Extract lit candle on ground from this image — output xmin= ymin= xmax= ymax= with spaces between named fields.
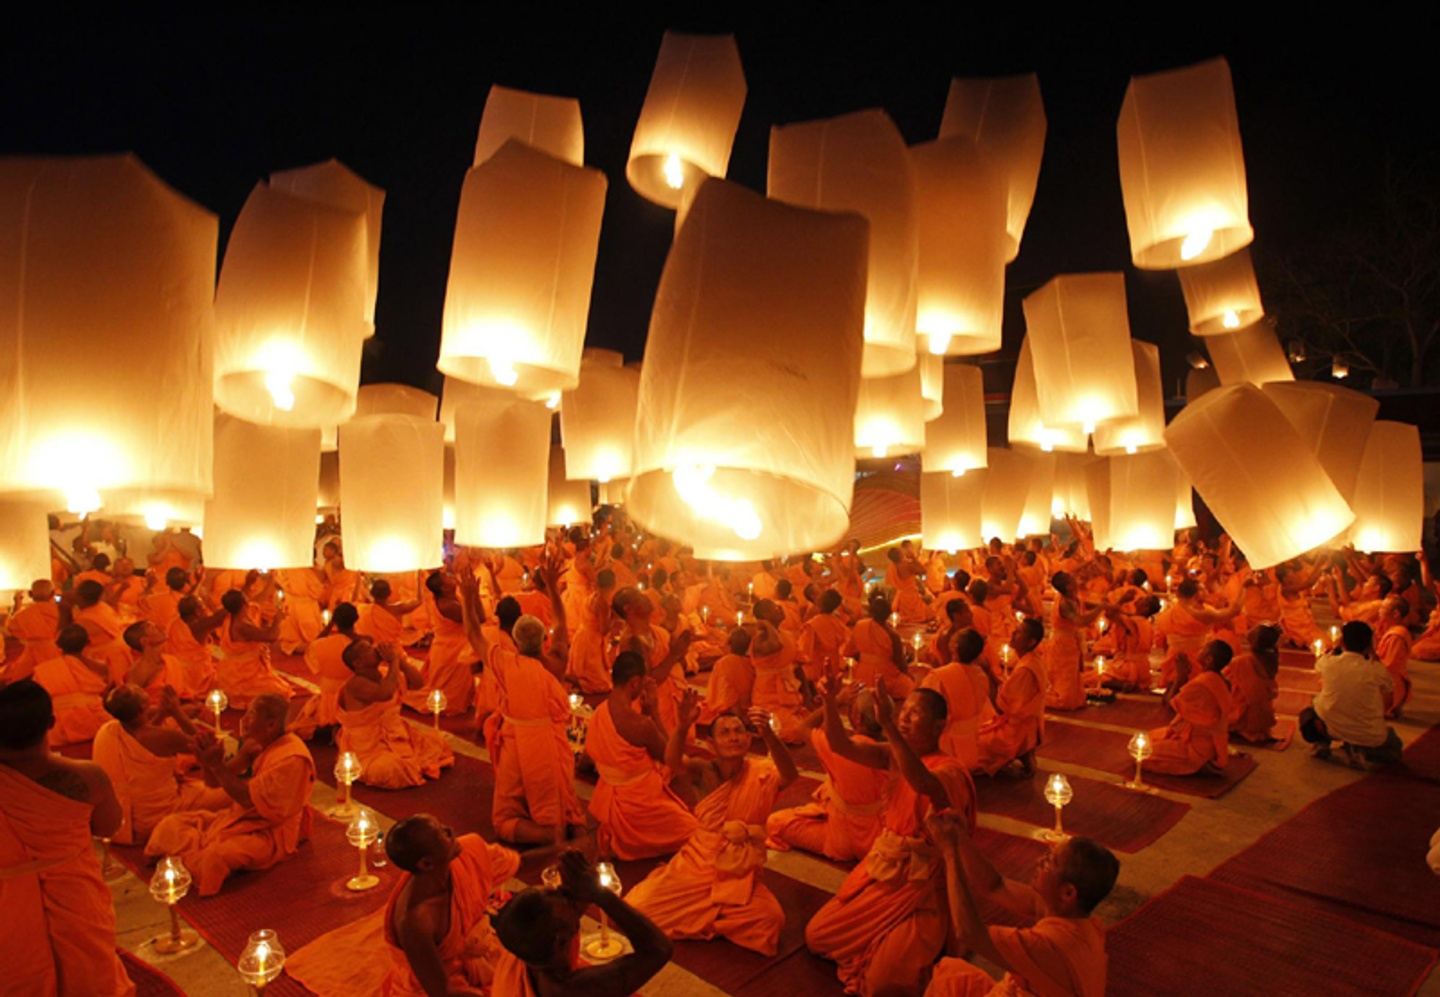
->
xmin=329 ymin=751 xmax=362 ymax=820
xmin=1127 ymin=731 xmax=1153 ymax=791
xmin=205 ymin=688 xmax=227 ymax=735
xmin=345 ymin=808 xmax=381 ymax=891
xmin=238 ymin=929 xmax=285 ymax=992
xmin=1040 ymin=773 xmax=1073 ymax=841
xmin=426 ymin=688 xmax=447 ymax=730
xmin=148 ymin=856 xmax=198 ymax=953
xmin=583 ymin=862 xmax=626 ymax=960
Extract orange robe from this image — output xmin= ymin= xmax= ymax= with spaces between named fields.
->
xmin=357 ymin=602 xmax=406 ymax=645
xmin=626 ymin=758 xmax=785 ymax=955
xmin=798 ymin=613 xmax=849 ymax=682
xmin=977 ymin=652 xmax=1048 ymax=776
xmin=922 ymin=663 xmax=994 ymax=768
xmin=1159 ymin=602 xmax=1210 ymax=687
xmin=163 ymin=617 xmax=218 ymax=699
xmin=291 ymin=632 xmax=356 ymax=736
xmin=766 ymin=728 xmax=892 ymax=862
xmin=926 ymin=896 xmax=1107 ymax=997
xmin=338 ymin=687 xmax=454 ymax=789
xmin=145 ymin=733 xmax=315 ymax=896
xmin=700 ymin=653 xmax=755 ymax=724
xmin=73 ymin=602 xmax=131 ymax=683
xmin=72 ymin=569 xmax=112 ymax=590
xmin=400 ymin=612 xmax=477 ymax=715
xmin=216 ymin=616 xmax=294 ymax=707
xmin=33 ymin=655 xmax=109 ymax=745
xmin=751 ymin=630 xmax=809 ymax=744
xmin=584 ymin=700 xmax=699 ymax=860
xmin=92 ymin=721 xmax=229 ymax=844
xmin=139 ymin=587 xmax=183 ymax=635
xmin=113 ymin=577 xmax=145 ymax=622
xmin=805 ymin=753 xmax=977 ymax=996
xmin=4 ymin=600 xmax=60 ymax=680
xmin=565 ymin=592 xmax=612 ymax=694
xmin=513 ymin=590 xmax=555 ymax=629
xmin=1411 ymin=608 xmax=1440 ymax=660
xmin=846 ymin=618 xmax=914 ymax=698
xmin=1224 ymin=653 xmax=1277 ymax=744
xmin=751 ymin=571 xmax=779 ymax=601
xmin=1376 ymin=624 xmax=1413 ymax=717
xmin=610 ymin=623 xmax=681 ymax=733
xmin=1278 ymin=589 xmax=1322 ymax=649
xmin=894 ymin=579 xmax=929 ymax=625
xmin=0 ymin=764 xmax=135 ymax=996
xmin=275 ymin=568 xmax=327 ymax=653
xmin=1044 ymin=601 xmax=1086 ymax=711
xmin=1146 ymin=671 xmax=1233 ymax=775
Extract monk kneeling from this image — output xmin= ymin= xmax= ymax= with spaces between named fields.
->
xmin=1145 ymin=640 xmax=1234 ymax=776
xmin=337 ymin=638 xmax=454 ymax=788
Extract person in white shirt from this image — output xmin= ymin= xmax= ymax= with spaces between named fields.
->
xmin=1298 ymin=621 xmax=1402 ymax=767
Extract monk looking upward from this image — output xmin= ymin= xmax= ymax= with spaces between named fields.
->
xmin=357 ymin=577 xmax=425 ymax=647
xmin=923 ymin=628 xmax=995 ymax=769
xmin=401 ymin=569 xmax=478 ymax=717
xmin=164 ymin=595 xmax=225 ymax=697
xmin=700 ymin=627 xmax=756 ymax=724
xmin=976 ymin=618 xmax=1048 ymax=776
xmin=4 ymin=579 xmax=60 ymax=681
xmin=1146 ymin=640 xmax=1235 ymax=777
xmin=337 ymin=638 xmax=454 ymax=789
xmin=215 ymin=589 xmax=294 ymax=707
xmin=1374 ymin=595 xmax=1414 ymax=718
xmin=798 ymin=589 xmax=850 ymax=683
xmin=1225 ymin=624 xmax=1281 ymax=745
xmin=291 ymin=602 xmax=361 ymax=740
xmin=748 ymin=603 xmax=809 ymax=744
xmin=32 ymin=624 xmax=112 ymax=746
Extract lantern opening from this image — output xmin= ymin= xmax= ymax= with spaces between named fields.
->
xmin=926 ymin=330 xmax=953 ymax=356
xmin=264 ymin=369 xmax=297 ymax=412
xmin=1180 ymin=227 xmax=1213 ymax=262
xmin=1221 ymin=309 xmax=1240 ymax=329
xmin=672 ymin=464 xmax=763 ymax=542
xmin=663 ymin=153 xmax=685 ymax=190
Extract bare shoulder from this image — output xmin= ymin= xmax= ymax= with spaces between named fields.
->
xmin=36 ymin=757 xmax=102 ymax=804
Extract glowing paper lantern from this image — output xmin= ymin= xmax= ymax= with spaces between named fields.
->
xmin=547 ymin=447 xmax=593 ymax=528
xmin=1051 ymin=453 xmax=1097 ymax=520
xmin=474 ymin=84 xmax=584 ymax=167
xmin=1178 ymin=247 xmax=1264 ymax=336
xmin=1185 ymin=366 xmax=1221 ymax=404
xmin=269 ymin=160 xmax=384 ymax=337
xmin=1106 ymin=452 xmax=1179 ymax=551
xmin=628 ymin=180 xmax=867 ymax=560
xmin=1008 ymin=337 xmax=1088 ymax=454
xmin=1349 ymin=421 xmax=1422 ymax=553
xmin=439 ymin=376 xmax=487 ymax=444
xmin=317 ymin=451 xmax=339 ymax=512
xmin=1018 ymin=451 xmax=1057 ymax=537
xmin=938 ymin=73 xmax=1046 ymax=262
xmin=442 ymin=446 xmax=455 ymax=531
xmin=1169 ymin=452 xmax=1198 ymax=530
xmin=769 ymin=110 xmax=917 ymax=377
xmin=923 ymin=364 xmax=987 ymax=475
xmin=340 ymin=416 xmax=444 ymax=571
xmin=920 ymin=471 xmax=985 ymax=552
xmin=1023 ymin=273 xmax=1138 ymax=432
xmin=855 ymin=367 xmax=926 ymax=459
xmin=560 ymin=349 xmax=640 ymax=483
xmin=980 ymin=448 xmax=1031 ymax=542
xmin=203 ymin=416 xmax=320 ymax=569
xmin=1262 ymin=381 xmax=1378 ymax=503
xmin=1085 ymin=459 xmax=1114 ymax=551
xmin=1093 ymin=341 xmax=1165 ymax=456
xmin=0 ymin=500 xmax=52 ymax=592
xmin=104 ymin=489 xmax=206 ymax=531
xmin=920 ymin=355 xmax=944 ymax=421
xmin=1116 ymin=58 xmax=1253 ymax=269
xmin=0 ymin=155 xmax=216 ymax=509
xmin=452 ymin=389 xmax=550 ymax=548
xmin=626 ymin=32 xmax=746 ymax=208
xmin=1164 ymin=384 xmax=1354 ymax=568
xmin=1206 ymin=322 xmax=1293 ymax=387
xmin=438 ymin=141 xmax=606 ymax=397
xmin=911 ymin=137 xmax=1007 ymax=356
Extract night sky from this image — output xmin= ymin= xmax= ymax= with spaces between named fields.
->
xmin=4 ymin=8 xmax=1431 ymax=401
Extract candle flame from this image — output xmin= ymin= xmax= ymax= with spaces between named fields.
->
xmin=662 ymin=153 xmax=685 ymax=190
xmin=1180 ymin=227 xmax=1214 ymax=262
xmin=1221 ymin=309 xmax=1240 ymax=329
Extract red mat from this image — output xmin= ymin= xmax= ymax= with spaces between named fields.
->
xmin=1211 ymin=771 xmax=1440 ymax=948
xmin=976 ymin=770 xmax=1188 ymax=853
xmin=1037 ymin=723 xmax=1259 ymax=799
xmin=1273 ymin=688 xmax=1314 ymax=716
xmin=1106 ymin=875 xmax=1437 ymax=996
xmin=1403 ymin=725 xmax=1440 ymax=782
xmin=311 ymin=742 xmax=500 ymax=841
xmin=1068 ymin=696 xmax=1172 ymax=730
xmin=120 ymin=950 xmax=186 ymax=997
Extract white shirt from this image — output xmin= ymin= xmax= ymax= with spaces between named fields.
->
xmin=1313 ymin=650 xmax=1393 ymax=748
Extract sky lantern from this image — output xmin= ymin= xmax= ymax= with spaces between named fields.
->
xmin=1185 ymin=366 xmax=1221 ymax=404
xmin=547 ymin=447 xmax=593 ymax=528
xmin=104 ymin=489 xmax=206 ymax=531
xmin=340 ymin=415 xmax=444 ymax=571
xmin=769 ymin=109 xmax=917 ymax=377
xmin=0 ymin=500 xmax=52 ymax=593
xmin=560 ymin=348 xmax=640 ymax=484
xmin=203 ymin=416 xmax=319 ymax=569
xmin=0 ymin=155 xmax=216 ymax=513
xmin=1349 ymin=421 xmax=1422 ymax=553
xmin=922 ymin=363 xmax=987 ymax=476
xmin=920 ymin=470 xmax=985 ymax=553
xmin=911 ymin=136 xmax=1007 ymax=356
xmin=1023 ymin=273 xmax=1138 ymax=433
xmin=1008 ymin=336 xmax=1088 ymax=453
xmin=214 ymin=182 xmax=367 ymax=428
xmin=1051 ymin=453 xmax=1096 ymax=520
xmin=473 ymin=84 xmax=584 ymax=167
xmin=451 ymin=388 xmax=550 ymax=549
xmin=1168 ymin=451 xmax=1198 ymax=530
xmin=938 ymin=73 xmax=1046 ymax=262
xmin=628 ymin=180 xmax=867 ymax=561
xmin=854 ymin=366 xmax=926 ymax=459
xmin=1177 ymin=247 xmax=1265 ymax=336
xmin=626 ymin=31 xmax=746 ymax=209
xmin=920 ymin=355 xmax=944 ymax=421
xmin=269 ymin=159 xmax=385 ymax=338
xmin=1262 ymin=381 xmax=1378 ymax=504
xmin=1164 ymin=384 xmax=1354 ymax=568
xmin=1017 ymin=450 xmax=1057 ymax=537
xmin=1106 ymin=452 xmax=1179 ymax=551
xmin=980 ymin=448 xmax=1031 ymax=542
xmin=1116 ymin=57 xmax=1253 ymax=269
xmin=1093 ymin=340 xmax=1165 ymax=455
xmin=1206 ymin=321 xmax=1293 ymax=387
xmin=442 ymin=445 xmax=456 ymax=531
xmin=317 ymin=451 xmax=339 ymax=512
xmin=1084 ymin=459 xmax=1114 ymax=551
xmin=438 ymin=140 xmax=606 ymax=398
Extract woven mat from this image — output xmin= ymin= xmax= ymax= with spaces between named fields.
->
xmin=976 ymin=769 xmax=1188 ymax=853
xmin=1037 ymin=722 xmax=1259 ymax=799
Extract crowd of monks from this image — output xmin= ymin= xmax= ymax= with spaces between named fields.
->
xmin=2 ymin=506 xmax=1435 ymax=996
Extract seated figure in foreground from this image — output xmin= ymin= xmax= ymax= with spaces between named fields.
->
xmin=1299 ymin=621 xmax=1403 ymax=767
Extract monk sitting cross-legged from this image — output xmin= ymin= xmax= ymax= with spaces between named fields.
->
xmin=290 ymin=602 xmax=361 ymax=740
xmin=215 ymin=589 xmax=295 ymax=708
xmin=700 ymin=627 xmax=756 ymax=724
xmin=145 ymin=692 xmax=315 ymax=895
xmin=1225 ymin=624 xmax=1281 ymax=745
xmin=923 ymin=813 xmax=1118 ymax=996
xmin=625 ymin=689 xmax=799 ymax=955
xmin=976 ymin=617 xmax=1048 ymax=777
xmin=1145 ymin=640 xmax=1235 ymax=777
xmin=68 ymin=580 xmax=131 ymax=684
xmin=922 ymin=628 xmax=996 ymax=770
xmin=748 ymin=602 xmax=810 ymax=745
xmin=3 ymin=579 xmax=60 ymax=681
xmin=336 ymin=637 xmax=454 ymax=789
xmin=32 ymin=624 xmax=112 ymax=746
xmin=806 ymin=683 xmax=978 ymax=997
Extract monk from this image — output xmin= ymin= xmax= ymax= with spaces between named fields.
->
xmin=798 ymin=589 xmax=851 ymax=682
xmin=109 ymin=558 xmax=146 ymax=621
xmin=493 ymin=849 xmax=673 ymax=997
xmin=139 ymin=566 xmax=192 ymax=636
xmin=1045 ymin=572 xmax=1107 ymax=711
xmin=93 ymin=685 xmax=229 ymax=844
xmin=275 ymin=565 xmax=329 ymax=654
xmin=357 ymin=577 xmax=425 ymax=646
xmin=749 ymin=604 xmax=809 ymax=744
xmin=401 ymin=569 xmax=481 ymax=717
xmin=0 ymin=680 xmax=133 ymax=996
xmin=69 ymin=580 xmax=131 ymax=683
xmin=1225 ymin=624 xmax=1280 ymax=745
xmin=145 ymin=692 xmax=315 ymax=895
xmin=322 ymin=541 xmax=363 ymax=610
xmin=1327 ymin=568 xmax=1390 ymax=626
xmin=214 ymin=590 xmax=294 ymax=706
xmin=4 ymin=579 xmax=60 ymax=680
xmin=565 ymin=568 xmax=615 ymax=693
xmin=610 ymin=586 xmax=693 ymax=735
xmin=119 ymin=620 xmax=205 ymax=700
xmin=32 ymin=625 xmax=112 ymax=745
xmin=925 ymin=813 xmax=1118 ymax=997
xmin=806 ymin=684 xmax=978 ymax=996
xmin=1159 ymin=579 xmax=1240 ymax=687
xmin=71 ymin=552 xmax=113 ymax=591
xmin=1145 ymin=640 xmax=1235 ymax=776
xmin=1275 ymin=563 xmax=1323 ymax=649
xmin=338 ymin=637 xmax=455 ymax=788
xmin=163 ymin=595 xmax=224 ymax=697
xmin=584 ymin=652 xmax=700 ymax=860
xmin=926 ymin=596 xmax=975 ymax=668
xmin=700 ymin=627 xmax=755 ymax=723
xmin=923 ymin=629 xmax=995 ymax=769
xmin=976 ymin=618 xmax=1048 ymax=776
xmin=289 ymin=602 xmax=362 ymax=739
xmin=888 ymin=548 xmax=930 ymax=625
xmin=846 ymin=591 xmax=914 ymax=698
xmin=1374 ymin=596 xmax=1413 ymax=718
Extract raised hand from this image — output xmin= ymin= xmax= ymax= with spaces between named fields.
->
xmin=677 ymin=686 xmax=700 ymax=728
xmin=872 ymin=682 xmax=895 ymax=728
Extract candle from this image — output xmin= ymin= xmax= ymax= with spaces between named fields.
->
xmin=568 ymin=692 xmax=583 ymax=712
xmin=889 ymin=611 xmax=900 ymax=629
xmin=426 ymin=688 xmax=447 ymax=729
xmin=205 ymin=688 xmax=227 ymax=734
xmin=148 ymin=856 xmax=198 ymax=953
xmin=238 ymin=929 xmax=285 ymax=990
xmin=1096 ymin=616 xmax=1109 ymax=634
xmin=735 ymin=610 xmax=743 ymax=626
xmin=1127 ymin=731 xmax=1153 ymax=791
xmin=345 ymin=808 xmax=381 ymax=891
xmin=1042 ymin=773 xmax=1073 ymax=840
xmin=1311 ymin=637 xmax=1325 ymax=657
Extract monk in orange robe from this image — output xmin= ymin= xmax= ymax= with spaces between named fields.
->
xmin=701 ymin=628 xmax=755 ymax=723
xmin=887 ymin=548 xmax=930 ymax=625
xmin=139 ymin=567 xmax=191 ymax=636
xmin=1045 ymin=572 xmax=1108 ymax=712
xmin=806 ymin=684 xmax=978 ymax=996
xmin=1146 ymin=641 xmax=1235 ymax=776
xmin=109 ymin=558 xmax=146 ymax=622
xmin=92 ymin=685 xmax=228 ymax=845
xmin=922 ymin=629 xmax=995 ymax=769
xmin=69 ymin=580 xmax=132 ymax=683
xmin=584 ymin=652 xmax=700 ymax=860
xmin=566 ymin=568 xmax=615 ymax=693
xmin=356 ymin=577 xmax=424 ymax=646
xmin=1275 ymin=564 xmax=1323 ymax=648
xmin=120 ymin=620 xmax=209 ymax=701
xmin=1375 ymin=596 xmax=1413 ymax=718
xmin=748 ymin=605 xmax=809 ymax=745
xmin=71 ymin=553 xmax=112 ymax=592
xmin=275 ymin=565 xmax=329 ymax=654
xmin=609 ymin=586 xmax=692 ymax=734
xmin=1327 ymin=568 xmax=1389 ymax=626
xmin=977 ymin=618 xmax=1048 ymax=776
xmin=401 ymin=570 xmax=479 ymax=716
xmin=4 ymin=579 xmax=60 ymax=681
xmin=33 ymin=625 xmax=111 ymax=746
xmin=146 ymin=693 xmax=315 ymax=895
xmin=163 ymin=596 xmax=224 ymax=698
xmin=0 ymin=679 xmax=134 ymax=997
xmin=215 ymin=590 xmax=294 ymax=707
xmin=798 ymin=589 xmax=851 ymax=682
xmin=771 ymin=578 xmax=805 ymax=633
xmin=322 ymin=542 xmax=362 ymax=610
xmin=337 ymin=637 xmax=454 ymax=788
xmin=846 ymin=592 xmax=915 ymax=698
xmin=1225 ymin=625 xmax=1280 ymax=745
xmin=626 ymin=690 xmax=798 ymax=954
xmin=925 ymin=813 xmax=1117 ymax=997
xmin=290 ymin=603 xmax=362 ymax=739
xmin=1159 ymin=578 xmax=1240 ymax=687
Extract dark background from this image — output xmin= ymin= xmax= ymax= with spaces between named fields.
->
xmin=3 ymin=6 xmax=1431 ymax=401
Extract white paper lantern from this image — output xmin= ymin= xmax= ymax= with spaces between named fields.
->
xmin=1017 ymin=450 xmax=1057 ymax=538
xmin=317 ymin=451 xmax=340 ymax=512
xmin=0 ymin=155 xmax=216 ymax=510
xmin=855 ymin=367 xmax=926 ymax=460
xmin=340 ymin=415 xmax=444 ymax=571
xmin=1093 ymin=340 xmax=1165 ymax=456
xmin=1262 ymin=381 xmax=1378 ymax=504
xmin=442 ymin=445 xmax=456 ymax=531
xmin=1206 ymin=322 xmax=1293 ymax=388
xmin=921 ymin=470 xmax=986 ymax=553
xmin=1349 ymin=421 xmax=1422 ymax=553
xmin=104 ymin=489 xmax=206 ymax=531
xmin=438 ymin=141 xmax=606 ymax=397
xmin=626 ymin=32 xmax=746 ymax=208
xmin=1023 ymin=273 xmax=1138 ymax=433
xmin=1106 ymin=452 xmax=1179 ymax=551
xmin=628 ymin=180 xmax=867 ymax=560
xmin=920 ymin=354 xmax=944 ymax=421
xmin=1051 ymin=453 xmax=1097 ymax=520
xmin=923 ymin=363 xmax=987 ymax=475
xmin=769 ymin=109 xmax=918 ymax=377
xmin=560 ymin=348 xmax=640 ymax=484
xmin=0 ymin=500 xmax=52 ymax=593
xmin=474 ymin=84 xmax=584 ymax=167
xmin=980 ymin=448 xmax=1031 ymax=542
xmin=452 ymin=388 xmax=550 ymax=548
xmin=1185 ymin=366 xmax=1221 ymax=405
xmin=204 ymin=416 xmax=320 ymax=569
xmin=1007 ymin=336 xmax=1088 ymax=453
xmin=1117 ymin=57 xmax=1253 ymax=269
xmin=547 ymin=447 xmax=593 ymax=529
xmin=1085 ymin=459 xmax=1114 ymax=551
xmin=1178 ymin=247 xmax=1264 ymax=336
xmin=938 ymin=73 xmax=1046 ymax=262
xmin=1164 ymin=384 xmax=1354 ymax=568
